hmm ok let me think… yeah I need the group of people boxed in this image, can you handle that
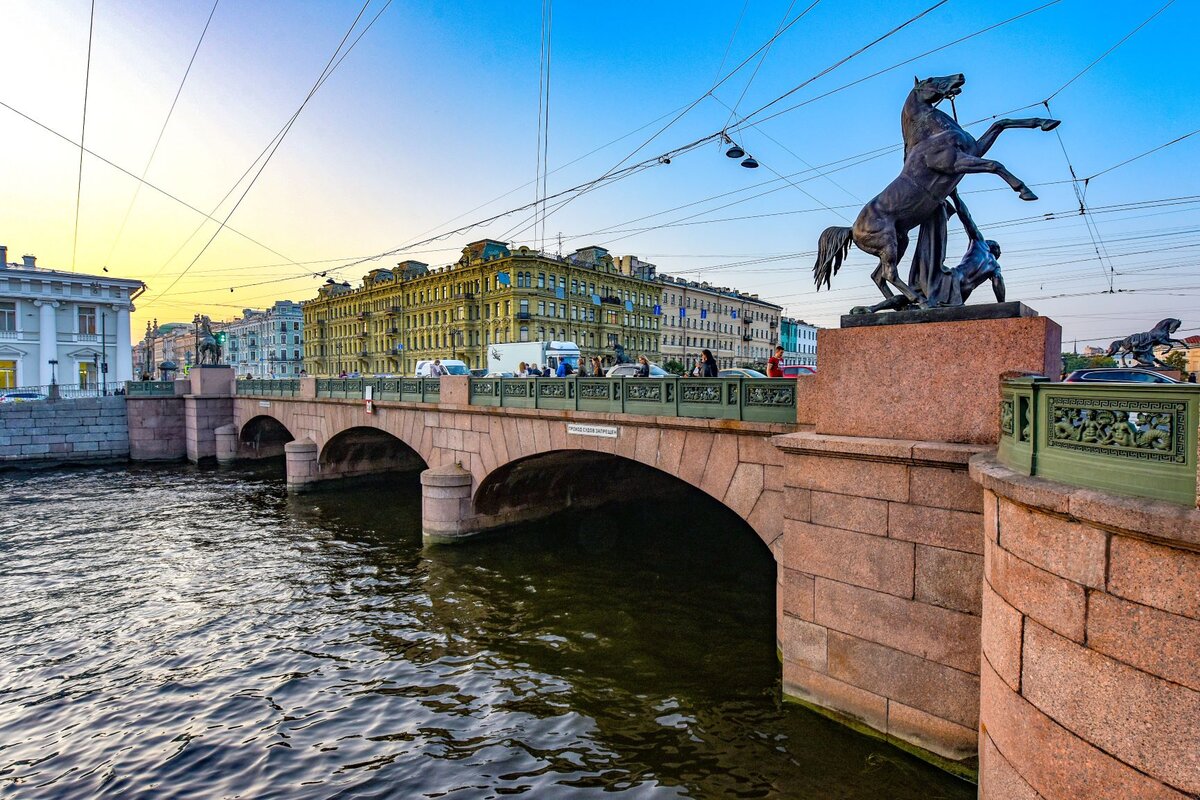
[516,360,587,377]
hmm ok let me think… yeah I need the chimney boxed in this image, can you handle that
[22,254,36,268]
[0,245,6,267]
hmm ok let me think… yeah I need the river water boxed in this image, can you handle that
[0,463,972,799]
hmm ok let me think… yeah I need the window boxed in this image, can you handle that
[0,359,15,388]
[0,302,14,332]
[520,326,529,342]
[78,306,97,335]
[538,273,546,289]
[538,301,546,315]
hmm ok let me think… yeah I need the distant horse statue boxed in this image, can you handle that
[1105,319,1190,368]
[813,74,1060,312]
[196,315,223,365]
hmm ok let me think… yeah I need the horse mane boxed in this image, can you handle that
[1153,318,1182,337]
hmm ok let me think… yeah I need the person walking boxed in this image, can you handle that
[699,349,718,377]
[592,356,604,378]
[767,345,784,377]
[635,355,650,378]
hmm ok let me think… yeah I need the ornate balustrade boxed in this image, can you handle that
[467,377,797,423]
[998,377,1200,505]
[125,380,176,397]
[314,378,440,403]
[235,379,300,398]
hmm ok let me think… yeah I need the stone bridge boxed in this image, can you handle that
[226,377,792,547]
[124,309,1200,797]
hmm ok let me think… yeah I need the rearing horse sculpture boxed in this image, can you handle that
[813,74,1059,311]
[197,315,223,366]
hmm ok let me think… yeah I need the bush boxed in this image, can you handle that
[663,359,686,376]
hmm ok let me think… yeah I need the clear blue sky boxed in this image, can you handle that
[1,0,1197,347]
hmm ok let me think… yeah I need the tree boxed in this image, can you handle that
[1163,350,1188,372]
[663,359,686,376]
[1062,352,1115,373]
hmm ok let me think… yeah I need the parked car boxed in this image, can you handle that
[414,359,470,377]
[718,368,767,378]
[485,371,515,378]
[606,363,669,378]
[781,365,817,378]
[469,368,489,378]
[1064,368,1180,384]
[0,390,49,403]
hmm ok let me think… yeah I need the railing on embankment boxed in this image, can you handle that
[229,376,799,424]
[998,376,1200,505]
[125,380,177,397]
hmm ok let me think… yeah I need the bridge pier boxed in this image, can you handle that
[285,438,320,492]
[215,424,238,464]
[771,308,1061,773]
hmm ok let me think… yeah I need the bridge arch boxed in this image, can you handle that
[319,425,428,480]
[471,447,777,552]
[238,414,296,459]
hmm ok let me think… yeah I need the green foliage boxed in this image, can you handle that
[663,359,686,376]
[1163,350,1188,371]
[1062,352,1116,373]
[739,361,764,371]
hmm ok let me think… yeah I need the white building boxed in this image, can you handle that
[656,274,782,370]
[0,246,144,390]
[224,300,305,378]
[781,316,818,367]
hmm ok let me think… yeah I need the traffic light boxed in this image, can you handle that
[215,332,227,345]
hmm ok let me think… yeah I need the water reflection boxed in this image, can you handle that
[0,463,972,799]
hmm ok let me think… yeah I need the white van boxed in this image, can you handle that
[414,359,470,377]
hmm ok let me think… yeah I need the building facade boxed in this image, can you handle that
[303,241,662,376]
[656,275,782,370]
[780,317,818,367]
[223,301,304,378]
[0,247,144,390]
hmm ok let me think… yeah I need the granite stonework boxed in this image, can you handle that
[774,431,988,766]
[971,455,1200,799]
[814,313,1061,445]
[0,396,130,466]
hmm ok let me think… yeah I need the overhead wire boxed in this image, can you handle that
[71,0,97,272]
[103,0,220,269]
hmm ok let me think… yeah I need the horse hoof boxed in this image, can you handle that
[1040,119,1061,131]
[1019,188,1039,201]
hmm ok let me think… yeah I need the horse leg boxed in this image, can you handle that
[951,153,1039,200]
[974,118,1061,156]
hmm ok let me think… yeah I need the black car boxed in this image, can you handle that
[1063,368,1180,384]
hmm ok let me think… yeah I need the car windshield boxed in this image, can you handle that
[444,364,470,375]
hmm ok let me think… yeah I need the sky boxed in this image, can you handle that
[1,0,1197,349]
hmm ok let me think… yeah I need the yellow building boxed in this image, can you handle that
[303,241,662,375]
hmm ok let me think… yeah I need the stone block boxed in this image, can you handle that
[780,567,815,620]
[985,536,1085,642]
[1086,591,1200,691]
[814,577,980,674]
[21,444,50,455]
[786,453,909,502]
[980,660,1187,800]
[781,615,827,670]
[782,519,914,598]
[813,314,1060,444]
[1068,488,1200,551]
[887,700,978,762]
[1108,535,1200,620]
[909,465,982,513]
[677,431,712,486]
[826,631,979,729]
[888,501,983,554]
[698,434,739,501]
[980,732,1044,800]
[810,491,888,535]
[723,462,764,518]
[997,501,1106,589]
[783,486,811,522]
[981,580,1023,692]
[914,544,983,615]
[1021,620,1200,794]
[783,659,888,733]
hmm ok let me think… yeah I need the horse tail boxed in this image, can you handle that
[813,226,854,291]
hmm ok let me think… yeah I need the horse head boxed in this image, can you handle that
[912,74,965,107]
[1154,318,1182,337]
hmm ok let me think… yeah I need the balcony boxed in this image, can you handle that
[388,327,400,334]
[357,331,369,338]
[454,292,475,301]
[769,320,777,328]
[358,351,370,358]
[356,311,372,320]
[742,317,752,325]
[516,312,532,321]
[385,306,401,315]
[741,334,752,342]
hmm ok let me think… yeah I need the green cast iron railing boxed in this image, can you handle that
[313,378,440,402]
[998,377,1200,506]
[235,379,300,397]
[468,377,797,424]
[125,380,177,397]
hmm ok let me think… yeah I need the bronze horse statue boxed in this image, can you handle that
[196,315,223,365]
[813,74,1059,311]
[1105,318,1191,368]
